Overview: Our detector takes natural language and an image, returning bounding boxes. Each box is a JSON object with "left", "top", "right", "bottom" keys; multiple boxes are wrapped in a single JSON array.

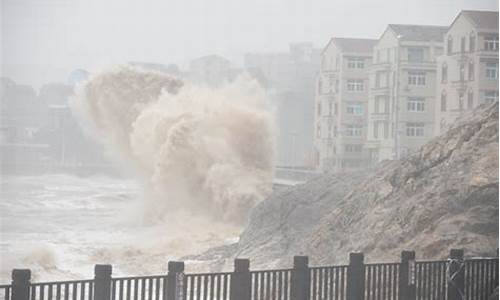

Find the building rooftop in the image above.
[
  {"left": 461, "top": 10, "right": 499, "bottom": 30},
  {"left": 388, "top": 24, "right": 448, "bottom": 42},
  {"left": 190, "top": 54, "right": 231, "bottom": 65},
  {"left": 330, "top": 38, "right": 377, "bottom": 53}
]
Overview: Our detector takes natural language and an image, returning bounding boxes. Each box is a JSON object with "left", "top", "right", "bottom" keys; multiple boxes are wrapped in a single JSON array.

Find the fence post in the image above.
[
  {"left": 447, "top": 249, "right": 465, "bottom": 300},
  {"left": 166, "top": 261, "right": 185, "bottom": 300},
  {"left": 398, "top": 250, "right": 416, "bottom": 300},
  {"left": 230, "top": 259, "right": 251, "bottom": 300},
  {"left": 94, "top": 264, "right": 112, "bottom": 300},
  {"left": 12, "top": 269, "right": 31, "bottom": 300},
  {"left": 347, "top": 252, "right": 365, "bottom": 300},
  {"left": 290, "top": 256, "right": 310, "bottom": 300}
]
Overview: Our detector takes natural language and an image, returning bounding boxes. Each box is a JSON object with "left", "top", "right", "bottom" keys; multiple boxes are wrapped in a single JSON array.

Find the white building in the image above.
[
  {"left": 435, "top": 10, "right": 499, "bottom": 135},
  {"left": 314, "top": 38, "right": 377, "bottom": 172},
  {"left": 365, "top": 24, "right": 447, "bottom": 163}
]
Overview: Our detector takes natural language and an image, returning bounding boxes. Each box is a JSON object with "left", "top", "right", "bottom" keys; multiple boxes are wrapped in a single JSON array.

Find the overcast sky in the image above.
[{"left": 1, "top": 0, "right": 498, "bottom": 88}]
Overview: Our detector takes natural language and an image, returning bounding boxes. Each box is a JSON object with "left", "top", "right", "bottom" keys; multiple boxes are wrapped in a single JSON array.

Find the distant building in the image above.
[
  {"left": 365, "top": 24, "right": 447, "bottom": 163},
  {"left": 314, "top": 38, "right": 377, "bottom": 172},
  {"left": 67, "top": 69, "right": 90, "bottom": 86},
  {"left": 129, "top": 62, "right": 182, "bottom": 77},
  {"left": 189, "top": 55, "right": 232, "bottom": 87},
  {"left": 245, "top": 43, "right": 320, "bottom": 168},
  {"left": 435, "top": 10, "right": 499, "bottom": 135}
]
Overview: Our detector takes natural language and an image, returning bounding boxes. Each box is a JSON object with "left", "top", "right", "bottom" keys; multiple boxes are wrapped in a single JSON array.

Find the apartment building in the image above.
[
  {"left": 435, "top": 10, "right": 499, "bottom": 135},
  {"left": 314, "top": 38, "right": 377, "bottom": 172},
  {"left": 365, "top": 24, "right": 447, "bottom": 163}
]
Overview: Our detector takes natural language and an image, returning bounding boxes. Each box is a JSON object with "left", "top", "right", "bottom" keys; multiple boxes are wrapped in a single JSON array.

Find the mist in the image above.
[
  {"left": 1, "top": 0, "right": 499, "bottom": 296},
  {"left": 72, "top": 66, "right": 275, "bottom": 224}
]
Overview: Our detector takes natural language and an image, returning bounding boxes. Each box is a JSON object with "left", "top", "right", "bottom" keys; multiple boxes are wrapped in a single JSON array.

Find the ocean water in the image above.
[{"left": 0, "top": 174, "right": 240, "bottom": 284}]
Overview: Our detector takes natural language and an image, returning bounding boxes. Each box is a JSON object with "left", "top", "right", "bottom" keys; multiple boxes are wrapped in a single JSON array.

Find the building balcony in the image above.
[
  {"left": 399, "top": 60, "right": 437, "bottom": 70},
  {"left": 319, "top": 90, "right": 337, "bottom": 96},
  {"left": 364, "top": 140, "right": 381, "bottom": 148},
  {"left": 370, "top": 86, "right": 391, "bottom": 94},
  {"left": 450, "top": 80, "right": 468, "bottom": 92},
  {"left": 370, "top": 113, "right": 390, "bottom": 122},
  {"left": 447, "top": 51, "right": 471, "bottom": 62},
  {"left": 371, "top": 62, "right": 392, "bottom": 69}
]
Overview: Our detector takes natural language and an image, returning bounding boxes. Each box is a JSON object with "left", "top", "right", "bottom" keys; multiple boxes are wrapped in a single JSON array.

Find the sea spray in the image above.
[{"left": 72, "top": 65, "right": 275, "bottom": 224}]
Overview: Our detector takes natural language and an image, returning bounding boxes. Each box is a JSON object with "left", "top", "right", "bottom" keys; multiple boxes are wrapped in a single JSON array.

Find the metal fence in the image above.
[{"left": 1, "top": 249, "right": 498, "bottom": 300}]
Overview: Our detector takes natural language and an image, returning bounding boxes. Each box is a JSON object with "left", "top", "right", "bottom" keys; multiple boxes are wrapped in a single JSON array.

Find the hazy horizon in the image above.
[{"left": 2, "top": 0, "right": 499, "bottom": 88}]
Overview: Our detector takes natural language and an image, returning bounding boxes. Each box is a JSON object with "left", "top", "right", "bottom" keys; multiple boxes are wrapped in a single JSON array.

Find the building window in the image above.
[
  {"left": 447, "top": 36, "right": 453, "bottom": 54},
  {"left": 486, "top": 62, "right": 498, "bottom": 79},
  {"left": 345, "top": 124, "right": 362, "bottom": 137},
  {"left": 461, "top": 37, "right": 466, "bottom": 53},
  {"left": 467, "top": 90, "right": 474, "bottom": 109},
  {"left": 408, "top": 71, "right": 426, "bottom": 85},
  {"left": 468, "top": 61, "right": 474, "bottom": 81},
  {"left": 459, "top": 92, "right": 464, "bottom": 111},
  {"left": 316, "top": 124, "right": 321, "bottom": 138},
  {"left": 406, "top": 122, "right": 425, "bottom": 137},
  {"left": 328, "top": 74, "right": 335, "bottom": 92},
  {"left": 347, "top": 57, "right": 365, "bottom": 69},
  {"left": 375, "top": 71, "right": 388, "bottom": 88},
  {"left": 317, "top": 102, "right": 322, "bottom": 116},
  {"left": 441, "top": 91, "right": 447, "bottom": 112},
  {"left": 408, "top": 47, "right": 424, "bottom": 62},
  {"left": 345, "top": 144, "right": 362, "bottom": 152},
  {"left": 441, "top": 63, "right": 448, "bottom": 83},
  {"left": 407, "top": 97, "right": 425, "bottom": 112},
  {"left": 318, "top": 79, "right": 322, "bottom": 93},
  {"left": 376, "top": 50, "right": 381, "bottom": 63},
  {"left": 374, "top": 96, "right": 389, "bottom": 114},
  {"left": 484, "top": 91, "right": 499, "bottom": 104},
  {"left": 373, "top": 122, "right": 379, "bottom": 139},
  {"left": 346, "top": 103, "right": 363, "bottom": 115},
  {"left": 347, "top": 79, "right": 364, "bottom": 91},
  {"left": 469, "top": 33, "right": 476, "bottom": 52},
  {"left": 460, "top": 63, "right": 465, "bottom": 81},
  {"left": 328, "top": 101, "right": 333, "bottom": 116},
  {"left": 484, "top": 36, "right": 499, "bottom": 51},
  {"left": 383, "top": 122, "right": 389, "bottom": 139}
]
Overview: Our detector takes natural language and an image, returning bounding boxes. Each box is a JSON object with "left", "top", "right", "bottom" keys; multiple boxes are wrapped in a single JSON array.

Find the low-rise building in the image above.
[
  {"left": 435, "top": 10, "right": 499, "bottom": 135},
  {"left": 314, "top": 38, "right": 377, "bottom": 172},
  {"left": 366, "top": 24, "right": 447, "bottom": 163},
  {"left": 189, "top": 55, "right": 232, "bottom": 87}
]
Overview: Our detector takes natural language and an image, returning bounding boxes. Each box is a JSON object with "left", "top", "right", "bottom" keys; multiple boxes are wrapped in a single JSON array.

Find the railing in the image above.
[
  {"left": 1, "top": 285, "right": 11, "bottom": 300},
  {"left": 184, "top": 272, "right": 231, "bottom": 300},
  {"left": 251, "top": 269, "right": 291, "bottom": 300},
  {"left": 111, "top": 276, "right": 167, "bottom": 300},
  {"left": 310, "top": 266, "right": 347, "bottom": 300},
  {"left": 29, "top": 280, "right": 94, "bottom": 300},
  {"left": 414, "top": 260, "right": 447, "bottom": 300},
  {"left": 364, "top": 263, "right": 399, "bottom": 300},
  {"left": 2, "top": 249, "right": 498, "bottom": 300},
  {"left": 464, "top": 258, "right": 499, "bottom": 300}
]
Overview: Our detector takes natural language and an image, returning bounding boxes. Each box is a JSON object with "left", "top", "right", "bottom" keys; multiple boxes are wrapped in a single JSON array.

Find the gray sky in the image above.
[{"left": 1, "top": 0, "right": 498, "bottom": 88}]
